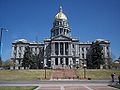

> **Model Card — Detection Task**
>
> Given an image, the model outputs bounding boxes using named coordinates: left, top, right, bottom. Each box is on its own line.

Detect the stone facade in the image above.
left=11, top=6, right=111, bottom=69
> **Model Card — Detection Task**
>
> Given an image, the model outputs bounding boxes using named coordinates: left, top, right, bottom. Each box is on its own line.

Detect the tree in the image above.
left=87, top=41, right=104, bottom=69
left=0, top=59, right=3, bottom=67
left=37, top=47, right=44, bottom=68
left=22, top=46, right=33, bottom=69
left=30, top=53, right=38, bottom=69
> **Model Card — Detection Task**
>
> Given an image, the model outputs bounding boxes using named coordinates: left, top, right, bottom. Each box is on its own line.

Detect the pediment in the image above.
left=51, top=35, right=72, bottom=41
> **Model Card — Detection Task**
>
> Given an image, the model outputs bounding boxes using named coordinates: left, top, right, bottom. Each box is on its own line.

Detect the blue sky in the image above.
left=0, top=0, right=120, bottom=61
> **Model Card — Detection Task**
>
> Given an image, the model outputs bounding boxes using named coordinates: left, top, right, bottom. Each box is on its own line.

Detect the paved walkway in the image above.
left=35, top=84, right=118, bottom=90
left=0, top=80, right=119, bottom=90
left=52, top=69, right=76, bottom=79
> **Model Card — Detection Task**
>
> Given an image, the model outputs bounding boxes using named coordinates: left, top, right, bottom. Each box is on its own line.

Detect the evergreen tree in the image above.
left=0, top=59, right=2, bottom=67
left=22, top=46, right=33, bottom=69
left=38, top=47, right=44, bottom=68
left=30, top=54, right=38, bottom=69
left=87, top=41, right=104, bottom=69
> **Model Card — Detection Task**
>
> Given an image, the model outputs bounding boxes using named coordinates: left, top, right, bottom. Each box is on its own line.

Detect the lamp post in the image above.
left=0, top=28, right=8, bottom=62
left=48, top=59, right=51, bottom=68
left=41, top=61, right=43, bottom=69
left=44, top=65, right=47, bottom=79
left=62, top=62, right=65, bottom=78
left=76, top=60, right=79, bottom=69
left=83, top=64, right=87, bottom=79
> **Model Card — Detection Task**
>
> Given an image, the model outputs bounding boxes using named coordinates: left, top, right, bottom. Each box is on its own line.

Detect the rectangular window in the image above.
left=60, top=28, right=62, bottom=34
left=55, top=43, right=58, bottom=55
left=82, top=47, right=84, bottom=52
left=19, top=46, right=22, bottom=51
left=66, top=58, right=69, bottom=65
left=65, top=43, right=68, bottom=55
left=60, top=43, right=63, bottom=55
left=60, top=58, right=63, bottom=64
left=82, top=53, right=84, bottom=59
left=55, top=58, right=58, bottom=65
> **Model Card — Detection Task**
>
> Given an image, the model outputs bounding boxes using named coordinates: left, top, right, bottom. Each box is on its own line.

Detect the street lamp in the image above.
left=0, top=28, right=8, bottom=61
left=44, top=65, right=47, bottom=79
left=76, top=60, right=79, bottom=69
left=83, top=64, right=87, bottom=79
left=41, top=61, right=43, bottom=69
left=62, top=62, right=65, bottom=78
left=48, top=59, right=51, bottom=68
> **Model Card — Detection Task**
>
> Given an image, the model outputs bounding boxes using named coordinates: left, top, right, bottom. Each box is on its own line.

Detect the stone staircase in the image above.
left=51, top=69, right=77, bottom=79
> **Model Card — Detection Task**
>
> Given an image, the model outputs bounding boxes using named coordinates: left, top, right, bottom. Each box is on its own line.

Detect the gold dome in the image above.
left=55, top=6, right=67, bottom=20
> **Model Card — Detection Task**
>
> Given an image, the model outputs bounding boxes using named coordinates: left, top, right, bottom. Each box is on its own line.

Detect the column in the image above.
left=75, top=44, right=77, bottom=56
left=80, top=47, right=82, bottom=59
left=59, top=28, right=60, bottom=35
left=63, top=58, right=66, bottom=66
left=71, top=44, right=72, bottom=55
left=12, top=46, right=14, bottom=58
left=16, top=46, right=19, bottom=58
left=68, top=58, right=71, bottom=65
left=53, top=43, right=55, bottom=55
left=104, top=46, right=107, bottom=58
left=21, top=46, right=24, bottom=58
left=58, top=58, right=60, bottom=66
left=51, top=43, right=53, bottom=55
left=51, top=58, right=55, bottom=69
left=44, top=44, right=47, bottom=56
left=44, top=58, right=47, bottom=66
left=84, top=47, right=86, bottom=59
left=63, top=43, right=65, bottom=55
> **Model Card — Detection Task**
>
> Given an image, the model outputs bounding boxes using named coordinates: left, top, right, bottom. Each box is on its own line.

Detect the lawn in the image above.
left=76, top=69, right=120, bottom=80
left=0, top=69, right=51, bottom=81
left=0, top=69, right=120, bottom=80
left=0, top=86, right=37, bottom=90
left=109, top=84, right=120, bottom=89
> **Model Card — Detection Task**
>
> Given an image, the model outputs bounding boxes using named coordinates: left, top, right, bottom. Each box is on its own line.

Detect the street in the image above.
left=0, top=80, right=119, bottom=90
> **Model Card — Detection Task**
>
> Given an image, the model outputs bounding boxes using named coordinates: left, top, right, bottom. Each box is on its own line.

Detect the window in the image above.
left=86, top=47, right=89, bottom=51
left=60, top=58, right=63, bottom=64
left=19, top=46, right=22, bottom=51
left=82, top=53, right=84, bottom=59
left=56, top=29, right=59, bottom=35
left=35, top=48, right=37, bottom=52
left=107, top=52, right=109, bottom=57
left=82, top=47, right=84, bottom=52
left=60, top=43, right=63, bottom=55
left=107, top=47, right=109, bottom=50
left=66, top=58, right=69, bottom=65
left=60, top=28, right=63, bottom=34
left=55, top=58, right=58, bottom=65
left=65, top=43, right=68, bottom=55
left=55, top=43, right=58, bottom=55
left=19, top=53, right=21, bottom=58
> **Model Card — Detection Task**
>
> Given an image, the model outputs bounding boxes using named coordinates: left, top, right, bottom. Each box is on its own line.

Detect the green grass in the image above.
left=0, top=69, right=120, bottom=80
left=0, top=69, right=51, bottom=81
left=0, top=86, right=37, bottom=90
left=76, top=69, right=120, bottom=80
left=109, top=84, right=120, bottom=89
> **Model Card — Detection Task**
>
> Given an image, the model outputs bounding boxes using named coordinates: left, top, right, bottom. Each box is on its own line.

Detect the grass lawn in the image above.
left=0, top=86, right=37, bottom=90
left=109, top=84, right=120, bottom=89
left=0, top=69, right=51, bottom=81
left=76, top=69, right=120, bottom=80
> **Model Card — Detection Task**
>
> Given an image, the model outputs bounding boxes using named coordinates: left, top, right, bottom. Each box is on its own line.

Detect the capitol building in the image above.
left=11, top=6, right=111, bottom=69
